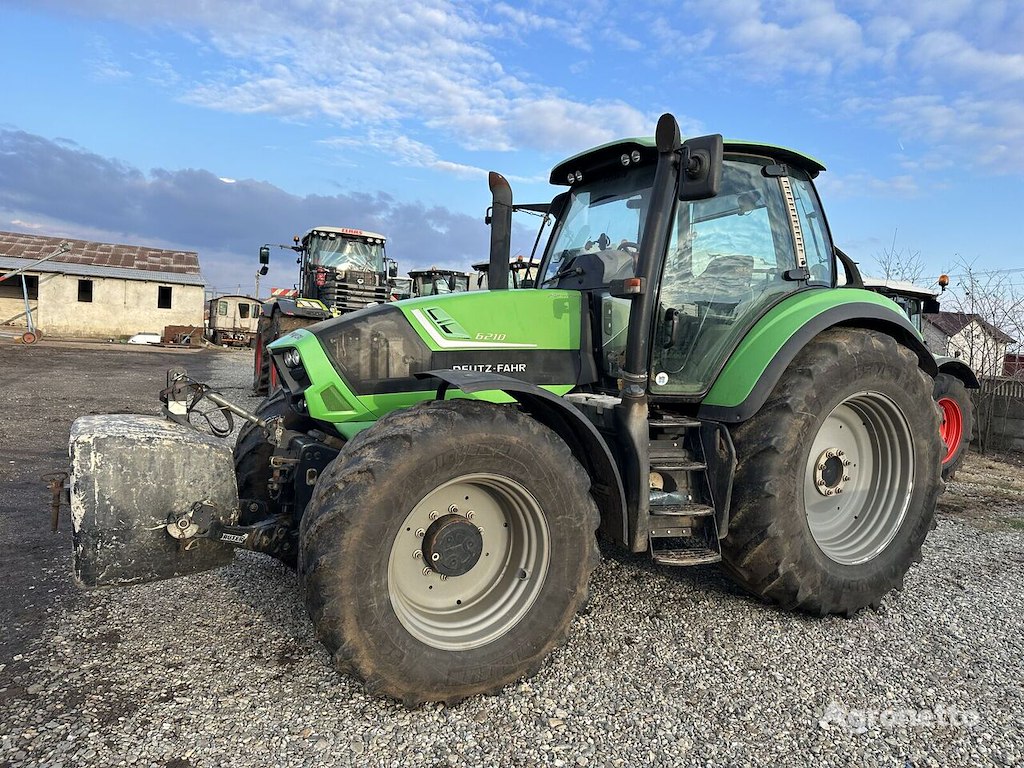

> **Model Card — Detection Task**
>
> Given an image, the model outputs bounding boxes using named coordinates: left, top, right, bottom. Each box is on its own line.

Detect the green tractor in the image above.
left=69, top=114, right=943, bottom=705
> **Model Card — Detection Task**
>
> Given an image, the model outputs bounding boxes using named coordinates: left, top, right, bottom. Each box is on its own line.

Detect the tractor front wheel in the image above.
left=721, top=328, right=942, bottom=616
left=299, top=399, right=600, bottom=705
left=934, top=372, right=972, bottom=480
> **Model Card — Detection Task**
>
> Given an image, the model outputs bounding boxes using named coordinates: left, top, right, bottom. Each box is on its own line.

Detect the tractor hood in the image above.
left=268, top=289, right=587, bottom=425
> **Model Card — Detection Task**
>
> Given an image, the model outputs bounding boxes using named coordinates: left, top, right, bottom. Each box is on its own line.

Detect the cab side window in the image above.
left=788, top=168, right=833, bottom=285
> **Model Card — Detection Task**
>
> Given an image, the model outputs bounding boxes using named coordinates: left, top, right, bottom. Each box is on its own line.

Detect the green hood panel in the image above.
left=703, top=288, right=919, bottom=411
left=267, top=291, right=585, bottom=427
left=395, top=289, right=582, bottom=351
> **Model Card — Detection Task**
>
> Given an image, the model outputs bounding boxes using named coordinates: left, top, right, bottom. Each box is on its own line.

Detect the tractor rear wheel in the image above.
left=721, top=328, right=942, bottom=616
left=299, top=399, right=600, bottom=705
left=934, top=372, right=972, bottom=480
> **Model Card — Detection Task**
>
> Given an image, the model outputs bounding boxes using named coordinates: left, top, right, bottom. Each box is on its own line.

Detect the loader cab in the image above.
left=538, top=138, right=835, bottom=398
left=299, top=227, right=391, bottom=312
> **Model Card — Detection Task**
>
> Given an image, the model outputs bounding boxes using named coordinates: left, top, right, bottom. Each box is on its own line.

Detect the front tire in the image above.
left=721, top=328, right=942, bottom=616
left=299, top=400, right=600, bottom=705
left=934, top=372, right=972, bottom=480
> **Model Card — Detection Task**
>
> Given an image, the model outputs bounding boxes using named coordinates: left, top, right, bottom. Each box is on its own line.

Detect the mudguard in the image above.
left=69, top=415, right=238, bottom=588
left=261, top=296, right=332, bottom=320
left=699, top=289, right=937, bottom=423
left=935, top=356, right=981, bottom=389
left=418, top=369, right=629, bottom=548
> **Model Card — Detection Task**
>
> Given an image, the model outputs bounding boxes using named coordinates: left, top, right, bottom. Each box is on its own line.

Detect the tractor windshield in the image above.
left=539, top=165, right=655, bottom=288
left=308, top=235, right=386, bottom=274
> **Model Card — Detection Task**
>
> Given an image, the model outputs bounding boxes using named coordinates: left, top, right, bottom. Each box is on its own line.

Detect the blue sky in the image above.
left=1, top=0, right=1021, bottom=296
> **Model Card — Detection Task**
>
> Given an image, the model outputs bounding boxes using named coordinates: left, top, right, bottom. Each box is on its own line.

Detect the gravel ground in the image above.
left=2, top=344, right=1023, bottom=767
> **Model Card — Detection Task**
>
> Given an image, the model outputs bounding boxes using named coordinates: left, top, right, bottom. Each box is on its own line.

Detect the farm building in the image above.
left=923, top=311, right=1017, bottom=378
left=0, top=230, right=205, bottom=340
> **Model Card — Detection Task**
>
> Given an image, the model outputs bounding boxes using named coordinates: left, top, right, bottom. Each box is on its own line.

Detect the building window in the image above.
left=218, top=300, right=228, bottom=316
left=0, top=274, right=39, bottom=299
left=238, top=303, right=250, bottom=319
left=158, top=286, right=173, bottom=309
left=78, top=279, right=94, bottom=303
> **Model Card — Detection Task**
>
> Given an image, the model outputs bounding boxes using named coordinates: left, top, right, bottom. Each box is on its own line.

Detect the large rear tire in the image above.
left=721, top=328, right=942, bottom=616
left=934, top=372, right=972, bottom=480
left=299, top=400, right=600, bottom=705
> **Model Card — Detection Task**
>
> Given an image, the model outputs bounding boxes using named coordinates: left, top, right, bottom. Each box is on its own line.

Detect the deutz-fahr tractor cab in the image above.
left=70, top=114, right=943, bottom=706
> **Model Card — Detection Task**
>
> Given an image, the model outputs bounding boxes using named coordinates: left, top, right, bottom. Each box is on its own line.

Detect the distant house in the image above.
left=0, top=230, right=205, bottom=339
left=923, top=311, right=1017, bottom=378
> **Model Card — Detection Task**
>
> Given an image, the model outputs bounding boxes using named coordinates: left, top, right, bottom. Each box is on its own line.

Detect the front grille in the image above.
left=319, top=269, right=391, bottom=313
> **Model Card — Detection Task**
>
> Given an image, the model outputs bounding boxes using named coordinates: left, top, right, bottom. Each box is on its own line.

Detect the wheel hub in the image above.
left=813, top=448, right=851, bottom=496
left=422, top=514, right=484, bottom=577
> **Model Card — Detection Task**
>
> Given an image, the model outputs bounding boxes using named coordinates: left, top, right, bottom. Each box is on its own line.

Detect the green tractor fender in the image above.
left=698, top=289, right=938, bottom=423
left=934, top=356, right=981, bottom=389
left=418, top=369, right=629, bottom=547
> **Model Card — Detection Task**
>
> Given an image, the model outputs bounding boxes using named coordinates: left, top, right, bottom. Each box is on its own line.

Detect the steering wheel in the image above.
left=618, top=241, right=639, bottom=255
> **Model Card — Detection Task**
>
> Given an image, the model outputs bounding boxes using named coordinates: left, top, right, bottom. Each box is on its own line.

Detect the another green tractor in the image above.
left=69, top=114, right=943, bottom=705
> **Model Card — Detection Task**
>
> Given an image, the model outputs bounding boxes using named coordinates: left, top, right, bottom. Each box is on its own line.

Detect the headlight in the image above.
left=283, top=348, right=302, bottom=368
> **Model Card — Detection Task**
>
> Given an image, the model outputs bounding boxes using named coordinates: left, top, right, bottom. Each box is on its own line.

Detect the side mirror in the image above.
left=388, top=263, right=399, bottom=278
left=259, top=245, right=270, bottom=265
left=923, top=298, right=940, bottom=314
left=678, top=134, right=723, bottom=201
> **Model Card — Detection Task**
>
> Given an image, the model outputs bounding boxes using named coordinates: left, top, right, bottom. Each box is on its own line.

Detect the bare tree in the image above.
left=875, top=230, right=925, bottom=284
left=938, top=258, right=1024, bottom=454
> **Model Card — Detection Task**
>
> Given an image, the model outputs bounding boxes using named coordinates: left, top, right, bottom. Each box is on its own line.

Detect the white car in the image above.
left=127, top=333, right=161, bottom=345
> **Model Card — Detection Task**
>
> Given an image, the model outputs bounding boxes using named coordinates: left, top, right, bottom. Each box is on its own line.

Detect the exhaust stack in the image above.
left=487, top=171, right=512, bottom=291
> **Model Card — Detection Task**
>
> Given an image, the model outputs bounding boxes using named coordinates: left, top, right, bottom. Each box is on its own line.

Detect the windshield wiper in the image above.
left=541, top=255, right=583, bottom=286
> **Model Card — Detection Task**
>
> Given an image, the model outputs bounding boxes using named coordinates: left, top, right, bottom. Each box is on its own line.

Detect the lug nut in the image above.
left=818, top=464, right=826, bottom=471
left=428, top=510, right=439, bottom=521
left=843, top=475, right=851, bottom=482
left=837, top=450, right=845, bottom=457
left=467, top=510, right=475, bottom=520
left=843, top=460, right=851, bottom=467
left=413, top=550, right=422, bottom=559
left=421, top=567, right=431, bottom=576
left=415, top=528, right=425, bottom=538
left=448, top=504, right=459, bottom=514
left=826, top=450, right=835, bottom=458
left=439, top=574, right=448, bottom=581
left=477, top=526, right=484, bottom=534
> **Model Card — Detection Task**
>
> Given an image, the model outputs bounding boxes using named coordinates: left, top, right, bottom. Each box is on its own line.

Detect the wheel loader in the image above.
left=68, top=113, right=943, bottom=705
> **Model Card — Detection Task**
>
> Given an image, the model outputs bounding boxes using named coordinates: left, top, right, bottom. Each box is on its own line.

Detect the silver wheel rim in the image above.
left=387, top=473, right=551, bottom=650
left=804, top=391, right=915, bottom=565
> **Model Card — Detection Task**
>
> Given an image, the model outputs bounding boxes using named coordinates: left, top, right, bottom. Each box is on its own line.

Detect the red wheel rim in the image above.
left=21, top=331, right=37, bottom=344
left=937, top=396, right=963, bottom=464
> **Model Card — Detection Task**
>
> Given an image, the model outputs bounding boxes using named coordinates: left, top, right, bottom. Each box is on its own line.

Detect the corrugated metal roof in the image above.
left=0, top=256, right=205, bottom=286
left=0, top=229, right=202, bottom=279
